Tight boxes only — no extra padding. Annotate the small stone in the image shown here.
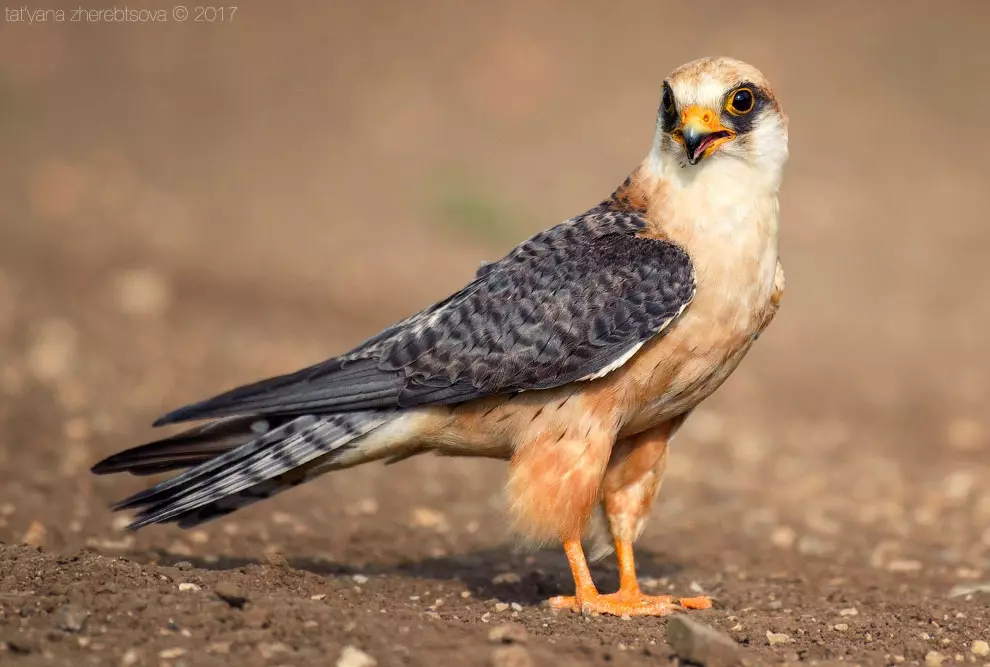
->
[113,268,171,316]
[263,547,288,567]
[55,605,89,633]
[494,602,510,612]
[352,574,369,584]
[174,561,193,571]
[944,470,976,501]
[410,507,449,532]
[345,498,379,516]
[21,520,46,548]
[159,647,186,659]
[207,642,231,654]
[167,540,193,557]
[510,602,523,612]
[259,642,291,659]
[493,572,521,585]
[63,417,90,441]
[1,631,39,654]
[972,640,990,657]
[834,623,849,631]
[488,623,528,645]
[490,644,534,667]
[839,607,859,616]
[120,648,141,666]
[948,582,990,597]
[86,536,135,551]
[770,526,796,549]
[766,630,791,646]
[925,650,945,666]
[28,319,77,381]
[215,581,248,608]
[336,645,377,667]
[666,615,744,667]
[887,559,923,572]
[243,607,268,629]
[178,582,200,592]
[311,593,327,601]
[188,530,209,544]
[797,535,834,556]
[945,417,985,451]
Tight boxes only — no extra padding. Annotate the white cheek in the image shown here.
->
[731,113,788,185]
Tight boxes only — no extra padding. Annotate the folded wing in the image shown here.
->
[155,207,695,426]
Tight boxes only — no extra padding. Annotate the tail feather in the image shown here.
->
[106,417,314,512]
[96,411,392,530]
[91,416,284,476]
[168,475,310,529]
[128,413,385,528]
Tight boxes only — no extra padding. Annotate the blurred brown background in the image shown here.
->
[1,2,989,665]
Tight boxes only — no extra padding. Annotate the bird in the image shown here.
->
[92,56,788,617]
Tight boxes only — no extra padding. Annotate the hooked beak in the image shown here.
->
[672,106,735,165]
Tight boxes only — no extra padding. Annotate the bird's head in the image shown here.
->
[652,57,788,180]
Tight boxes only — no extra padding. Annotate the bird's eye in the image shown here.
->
[726,87,755,115]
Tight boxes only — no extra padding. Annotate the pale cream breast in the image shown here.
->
[616,157,781,435]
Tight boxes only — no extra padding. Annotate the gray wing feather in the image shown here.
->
[155,206,695,425]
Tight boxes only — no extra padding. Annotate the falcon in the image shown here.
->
[93,56,788,617]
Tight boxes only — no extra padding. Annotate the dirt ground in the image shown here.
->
[1,2,990,665]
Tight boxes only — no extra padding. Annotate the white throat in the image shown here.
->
[640,127,785,312]
[649,155,779,240]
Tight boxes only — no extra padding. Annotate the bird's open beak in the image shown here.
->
[672,106,735,165]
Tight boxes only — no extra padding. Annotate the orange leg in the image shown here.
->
[612,537,712,610]
[548,538,599,612]
[548,537,710,616]
[549,418,712,616]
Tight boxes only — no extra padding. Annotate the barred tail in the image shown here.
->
[92,411,392,530]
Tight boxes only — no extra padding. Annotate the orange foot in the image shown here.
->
[548,591,712,617]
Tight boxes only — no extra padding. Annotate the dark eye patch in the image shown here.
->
[660,81,679,133]
[721,81,767,134]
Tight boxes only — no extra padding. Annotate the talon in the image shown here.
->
[548,595,576,611]
[677,595,713,610]
[550,539,714,617]
[546,591,685,617]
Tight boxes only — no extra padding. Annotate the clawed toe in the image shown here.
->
[548,591,710,617]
